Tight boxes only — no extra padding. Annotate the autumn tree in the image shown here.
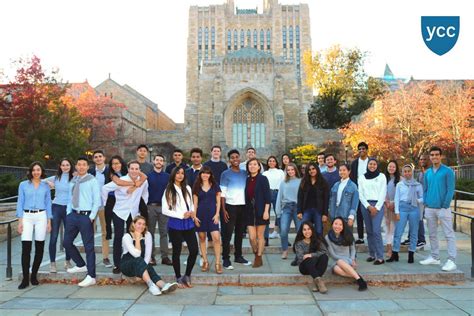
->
[304,45,386,128]
[0,56,89,166]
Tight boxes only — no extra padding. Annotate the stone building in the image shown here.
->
[147,0,336,157]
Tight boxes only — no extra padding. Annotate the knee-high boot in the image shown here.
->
[19,241,32,289]
[31,241,45,285]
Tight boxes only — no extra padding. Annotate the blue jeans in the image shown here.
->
[264,190,279,239]
[393,201,420,252]
[302,208,323,237]
[49,204,71,262]
[361,201,384,260]
[64,212,96,278]
[280,202,301,251]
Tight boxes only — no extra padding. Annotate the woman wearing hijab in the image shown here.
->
[358,158,387,265]
[388,164,424,263]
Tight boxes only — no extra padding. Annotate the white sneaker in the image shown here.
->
[199,257,204,267]
[161,282,178,294]
[441,259,457,271]
[269,231,280,239]
[419,257,441,265]
[78,275,96,287]
[148,283,162,296]
[67,265,88,273]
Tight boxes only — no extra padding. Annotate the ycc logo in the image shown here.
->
[421,16,460,56]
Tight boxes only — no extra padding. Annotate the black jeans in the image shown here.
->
[112,213,132,268]
[356,202,364,240]
[104,195,115,240]
[221,204,246,261]
[299,254,329,279]
[168,227,198,278]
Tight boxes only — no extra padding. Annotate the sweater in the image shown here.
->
[275,178,301,217]
[359,173,387,211]
[423,164,455,209]
[294,240,328,265]
[203,160,228,185]
[325,235,356,262]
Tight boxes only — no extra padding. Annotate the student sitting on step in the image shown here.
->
[121,216,178,296]
[325,217,368,291]
[293,221,329,293]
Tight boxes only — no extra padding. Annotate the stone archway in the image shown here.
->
[223,89,274,150]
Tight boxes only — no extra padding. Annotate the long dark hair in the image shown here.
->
[331,217,354,246]
[293,221,327,254]
[166,166,191,210]
[385,159,401,185]
[192,165,216,195]
[266,155,279,169]
[55,158,74,182]
[300,162,328,191]
[27,161,47,181]
[106,155,127,181]
[281,153,291,170]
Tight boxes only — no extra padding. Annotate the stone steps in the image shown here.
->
[25,269,465,286]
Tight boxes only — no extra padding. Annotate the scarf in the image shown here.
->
[71,174,94,209]
[364,158,380,180]
[328,230,345,246]
[402,164,420,207]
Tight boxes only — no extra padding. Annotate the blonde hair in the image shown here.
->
[284,162,301,182]
[129,215,148,237]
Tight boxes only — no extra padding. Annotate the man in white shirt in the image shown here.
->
[239,147,264,173]
[101,160,149,273]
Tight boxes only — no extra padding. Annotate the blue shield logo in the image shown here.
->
[421,16,460,56]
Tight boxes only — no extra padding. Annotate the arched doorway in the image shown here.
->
[232,98,266,148]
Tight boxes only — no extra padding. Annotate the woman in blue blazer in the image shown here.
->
[329,164,359,228]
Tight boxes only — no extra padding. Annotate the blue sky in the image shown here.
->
[1,0,472,122]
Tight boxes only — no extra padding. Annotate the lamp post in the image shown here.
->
[149,146,154,163]
[344,145,349,164]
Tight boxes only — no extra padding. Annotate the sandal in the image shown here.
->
[215,262,223,274]
[201,261,209,272]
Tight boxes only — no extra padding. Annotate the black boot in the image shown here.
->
[31,241,45,285]
[265,238,269,247]
[19,241,32,289]
[408,251,414,264]
[386,251,399,262]
[357,276,368,291]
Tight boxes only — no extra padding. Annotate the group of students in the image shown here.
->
[15,142,457,295]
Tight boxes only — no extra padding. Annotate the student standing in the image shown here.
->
[88,150,111,268]
[185,148,203,187]
[44,158,74,273]
[245,158,271,268]
[239,147,264,172]
[350,142,370,244]
[359,158,387,265]
[317,152,328,173]
[136,144,153,174]
[322,154,340,190]
[64,156,101,287]
[220,149,252,269]
[388,164,423,264]
[203,146,228,185]
[294,221,329,293]
[147,154,172,266]
[193,166,223,274]
[101,160,149,273]
[420,146,456,271]
[165,149,189,174]
[162,167,199,288]
[384,160,400,259]
[281,154,291,171]
[329,164,359,226]
[325,217,368,291]
[121,216,178,295]
[263,156,285,242]
[275,163,301,259]
[17,162,52,289]
[297,162,329,237]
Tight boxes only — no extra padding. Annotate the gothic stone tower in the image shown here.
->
[185,0,313,156]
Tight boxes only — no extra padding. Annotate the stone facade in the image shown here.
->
[147,0,341,158]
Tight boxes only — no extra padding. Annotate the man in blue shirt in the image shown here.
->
[185,148,203,187]
[147,154,172,266]
[203,145,228,185]
[420,146,457,271]
[220,149,252,269]
[165,148,189,174]
[64,156,101,287]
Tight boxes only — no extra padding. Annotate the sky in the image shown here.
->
[1,0,473,122]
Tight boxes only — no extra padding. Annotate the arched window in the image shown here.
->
[246,29,251,46]
[296,25,300,47]
[211,26,215,57]
[232,98,266,148]
[198,27,202,63]
[289,26,293,49]
[266,29,271,50]
[227,29,231,50]
[260,29,264,50]
[253,29,257,48]
[282,26,287,49]
[240,29,245,48]
[233,29,238,50]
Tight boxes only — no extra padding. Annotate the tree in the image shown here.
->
[304,45,385,128]
[0,56,89,166]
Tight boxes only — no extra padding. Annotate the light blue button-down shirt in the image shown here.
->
[44,174,74,206]
[16,180,52,219]
[66,176,101,220]
[394,181,424,214]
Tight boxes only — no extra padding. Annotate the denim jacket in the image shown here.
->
[329,179,359,221]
